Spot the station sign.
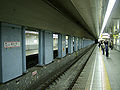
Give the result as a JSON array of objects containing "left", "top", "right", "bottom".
[{"left": 4, "top": 41, "right": 21, "bottom": 48}]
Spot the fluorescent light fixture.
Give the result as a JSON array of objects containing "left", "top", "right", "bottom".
[
  {"left": 101, "top": 33, "right": 110, "bottom": 38},
  {"left": 34, "top": 39, "right": 38, "bottom": 44},
  {"left": 53, "top": 34, "right": 58, "bottom": 38},
  {"left": 99, "top": 0, "right": 116, "bottom": 38},
  {"left": 117, "top": 20, "right": 119, "bottom": 30},
  {"left": 25, "top": 31, "right": 38, "bottom": 34},
  {"left": 114, "top": 25, "right": 116, "bottom": 32}
]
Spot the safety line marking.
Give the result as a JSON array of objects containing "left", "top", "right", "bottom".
[
  {"left": 89, "top": 49, "right": 97, "bottom": 90},
  {"left": 100, "top": 49, "right": 111, "bottom": 90},
  {"left": 90, "top": 48, "right": 97, "bottom": 90},
  {"left": 85, "top": 47, "right": 97, "bottom": 90}
]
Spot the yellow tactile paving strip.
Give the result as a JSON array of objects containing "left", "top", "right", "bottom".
[{"left": 100, "top": 49, "right": 111, "bottom": 90}]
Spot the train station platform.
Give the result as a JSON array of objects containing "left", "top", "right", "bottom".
[
  {"left": 0, "top": 0, "right": 120, "bottom": 89},
  {"left": 72, "top": 46, "right": 120, "bottom": 90}
]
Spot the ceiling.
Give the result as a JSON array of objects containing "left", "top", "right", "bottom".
[
  {"left": 0, "top": 0, "right": 119, "bottom": 39},
  {"left": 105, "top": 0, "right": 120, "bottom": 34},
  {"left": 43, "top": 0, "right": 120, "bottom": 38}
]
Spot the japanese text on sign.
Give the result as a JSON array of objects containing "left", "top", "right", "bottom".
[{"left": 4, "top": 41, "right": 21, "bottom": 48}]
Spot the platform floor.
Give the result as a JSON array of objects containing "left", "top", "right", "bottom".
[
  {"left": 26, "top": 50, "right": 38, "bottom": 56},
  {"left": 72, "top": 46, "right": 120, "bottom": 90}
]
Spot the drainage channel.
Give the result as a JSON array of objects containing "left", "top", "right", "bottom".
[{"left": 37, "top": 45, "right": 95, "bottom": 90}]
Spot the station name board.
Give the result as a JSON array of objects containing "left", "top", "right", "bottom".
[{"left": 4, "top": 41, "right": 21, "bottom": 48}]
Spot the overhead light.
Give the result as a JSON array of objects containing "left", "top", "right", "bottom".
[
  {"left": 25, "top": 31, "right": 38, "bottom": 34},
  {"left": 34, "top": 39, "right": 38, "bottom": 44},
  {"left": 99, "top": 0, "right": 116, "bottom": 38},
  {"left": 53, "top": 34, "right": 58, "bottom": 38},
  {"left": 117, "top": 20, "right": 119, "bottom": 30}
]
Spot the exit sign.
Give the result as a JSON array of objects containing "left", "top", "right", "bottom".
[{"left": 4, "top": 41, "right": 21, "bottom": 48}]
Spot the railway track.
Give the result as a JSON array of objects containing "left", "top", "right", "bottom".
[{"left": 36, "top": 45, "right": 95, "bottom": 90}]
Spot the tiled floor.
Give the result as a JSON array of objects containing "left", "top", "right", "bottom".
[{"left": 72, "top": 46, "right": 116, "bottom": 90}]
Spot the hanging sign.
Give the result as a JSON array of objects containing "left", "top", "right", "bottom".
[{"left": 4, "top": 41, "right": 21, "bottom": 48}]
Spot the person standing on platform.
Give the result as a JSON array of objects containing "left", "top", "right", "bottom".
[
  {"left": 109, "top": 40, "right": 113, "bottom": 50},
  {"left": 105, "top": 44, "right": 109, "bottom": 57},
  {"left": 98, "top": 41, "right": 101, "bottom": 48},
  {"left": 111, "top": 40, "right": 113, "bottom": 50},
  {"left": 101, "top": 42, "right": 105, "bottom": 55},
  {"left": 104, "top": 39, "right": 108, "bottom": 46}
]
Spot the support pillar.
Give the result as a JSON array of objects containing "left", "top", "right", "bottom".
[
  {"left": 0, "top": 22, "right": 2, "bottom": 82},
  {"left": 22, "top": 27, "right": 26, "bottom": 73},
  {"left": 74, "top": 37, "right": 77, "bottom": 51},
  {"left": 44, "top": 31, "right": 53, "bottom": 64},
  {"left": 84, "top": 40, "right": 86, "bottom": 47},
  {"left": 76, "top": 37, "right": 78, "bottom": 51},
  {"left": 81, "top": 38, "right": 83, "bottom": 48},
  {"left": 38, "top": 30, "right": 44, "bottom": 65},
  {"left": 68, "top": 36, "right": 73, "bottom": 54},
  {"left": 38, "top": 30, "right": 53, "bottom": 65},
  {"left": 79, "top": 38, "right": 82, "bottom": 49},
  {"left": 58, "top": 34, "right": 66, "bottom": 58},
  {"left": 0, "top": 22, "right": 23, "bottom": 83},
  {"left": 78, "top": 38, "right": 80, "bottom": 50}
]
